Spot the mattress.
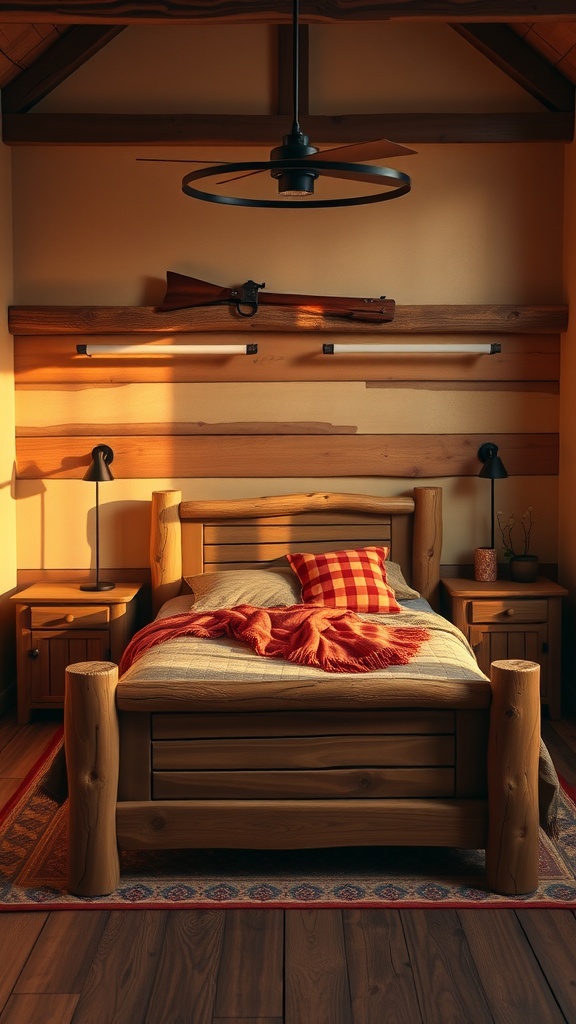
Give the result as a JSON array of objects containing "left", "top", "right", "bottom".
[{"left": 120, "top": 599, "right": 488, "bottom": 686}]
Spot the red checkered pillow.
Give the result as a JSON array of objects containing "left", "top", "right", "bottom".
[{"left": 286, "top": 546, "right": 401, "bottom": 613}]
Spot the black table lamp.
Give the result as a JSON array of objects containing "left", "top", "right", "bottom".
[
  {"left": 478, "top": 442, "right": 509, "bottom": 549},
  {"left": 80, "top": 444, "right": 115, "bottom": 592}
]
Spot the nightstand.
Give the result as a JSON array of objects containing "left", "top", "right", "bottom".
[
  {"left": 12, "top": 582, "right": 142, "bottom": 724},
  {"left": 441, "top": 577, "right": 568, "bottom": 720}
]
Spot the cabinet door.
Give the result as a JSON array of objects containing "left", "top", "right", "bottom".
[
  {"left": 29, "top": 629, "right": 110, "bottom": 703},
  {"left": 469, "top": 623, "right": 548, "bottom": 699}
]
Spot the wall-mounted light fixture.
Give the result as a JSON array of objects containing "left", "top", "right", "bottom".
[
  {"left": 77, "top": 343, "right": 258, "bottom": 356},
  {"left": 322, "top": 342, "right": 501, "bottom": 355}
]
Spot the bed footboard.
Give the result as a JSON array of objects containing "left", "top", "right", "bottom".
[{"left": 64, "top": 659, "right": 541, "bottom": 899}]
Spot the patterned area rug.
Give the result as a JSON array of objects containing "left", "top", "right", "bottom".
[{"left": 2, "top": 734, "right": 576, "bottom": 910}]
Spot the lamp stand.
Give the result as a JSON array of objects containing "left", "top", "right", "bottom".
[
  {"left": 81, "top": 480, "right": 115, "bottom": 592},
  {"left": 489, "top": 477, "right": 495, "bottom": 550}
]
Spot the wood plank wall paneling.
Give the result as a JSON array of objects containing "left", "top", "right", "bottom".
[
  {"left": 15, "top": 433, "right": 558, "bottom": 479},
  {"left": 12, "top": 333, "right": 560, "bottom": 384},
  {"left": 11, "top": 310, "right": 561, "bottom": 577}
]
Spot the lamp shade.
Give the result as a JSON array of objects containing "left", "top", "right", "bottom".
[
  {"left": 83, "top": 444, "right": 114, "bottom": 483},
  {"left": 478, "top": 442, "right": 508, "bottom": 481}
]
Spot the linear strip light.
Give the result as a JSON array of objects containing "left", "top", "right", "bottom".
[
  {"left": 77, "top": 343, "right": 258, "bottom": 356},
  {"left": 322, "top": 342, "right": 501, "bottom": 355}
]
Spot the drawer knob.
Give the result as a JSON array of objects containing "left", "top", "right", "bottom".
[
  {"left": 505, "top": 608, "right": 515, "bottom": 617},
  {"left": 65, "top": 613, "right": 75, "bottom": 624}
]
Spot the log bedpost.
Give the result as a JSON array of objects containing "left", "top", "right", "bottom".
[
  {"left": 65, "top": 660, "right": 120, "bottom": 897},
  {"left": 411, "top": 486, "right": 442, "bottom": 608},
  {"left": 150, "top": 489, "right": 183, "bottom": 617},
  {"left": 486, "top": 659, "right": 541, "bottom": 896}
]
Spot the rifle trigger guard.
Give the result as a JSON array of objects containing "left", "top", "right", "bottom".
[{"left": 235, "top": 279, "right": 264, "bottom": 318}]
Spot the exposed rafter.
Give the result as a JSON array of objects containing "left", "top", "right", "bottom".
[
  {"left": 0, "top": 2, "right": 575, "bottom": 26},
  {"left": 452, "top": 24, "right": 575, "bottom": 111},
  {"left": 1, "top": 25, "right": 125, "bottom": 113}
]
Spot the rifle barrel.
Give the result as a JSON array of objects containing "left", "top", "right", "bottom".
[{"left": 160, "top": 271, "right": 395, "bottom": 321}]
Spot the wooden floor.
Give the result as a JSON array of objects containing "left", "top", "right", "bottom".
[{"left": 1, "top": 711, "right": 576, "bottom": 1024}]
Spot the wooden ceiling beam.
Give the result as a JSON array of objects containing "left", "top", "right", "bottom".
[
  {"left": 453, "top": 24, "right": 575, "bottom": 111},
  {"left": 1, "top": 25, "right": 125, "bottom": 114},
  {"left": 0, "top": 2, "right": 575, "bottom": 27},
  {"left": 2, "top": 111, "right": 572, "bottom": 146}
]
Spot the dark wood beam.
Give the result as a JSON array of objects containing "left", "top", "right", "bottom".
[
  {"left": 453, "top": 24, "right": 575, "bottom": 112},
  {"left": 1, "top": 26, "right": 125, "bottom": 114},
  {"left": 4, "top": 110, "right": 574, "bottom": 145},
  {"left": 8, "top": 304, "right": 569, "bottom": 335},
  {"left": 2, "top": 111, "right": 572, "bottom": 146},
  {"left": 0, "top": 3, "right": 575, "bottom": 26}
]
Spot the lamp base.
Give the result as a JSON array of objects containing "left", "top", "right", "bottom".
[{"left": 80, "top": 581, "right": 116, "bottom": 592}]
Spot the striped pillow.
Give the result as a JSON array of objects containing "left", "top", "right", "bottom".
[{"left": 286, "top": 546, "right": 401, "bottom": 613}]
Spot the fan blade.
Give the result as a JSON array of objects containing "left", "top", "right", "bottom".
[
  {"left": 136, "top": 157, "right": 264, "bottom": 184},
  {"left": 214, "top": 168, "right": 269, "bottom": 186},
  {"left": 306, "top": 139, "right": 416, "bottom": 163},
  {"left": 317, "top": 165, "right": 409, "bottom": 186}
]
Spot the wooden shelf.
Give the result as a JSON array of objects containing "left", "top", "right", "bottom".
[{"left": 8, "top": 303, "right": 569, "bottom": 336}]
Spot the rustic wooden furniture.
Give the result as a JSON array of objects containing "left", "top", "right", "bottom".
[
  {"left": 441, "top": 577, "right": 568, "bottom": 720},
  {"left": 64, "top": 487, "right": 541, "bottom": 900},
  {"left": 12, "top": 582, "right": 141, "bottom": 724}
]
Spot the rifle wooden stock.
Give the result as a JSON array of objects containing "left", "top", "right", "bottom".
[{"left": 159, "top": 271, "right": 395, "bottom": 322}]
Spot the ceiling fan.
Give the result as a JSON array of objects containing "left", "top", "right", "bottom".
[{"left": 138, "top": 0, "right": 415, "bottom": 208}]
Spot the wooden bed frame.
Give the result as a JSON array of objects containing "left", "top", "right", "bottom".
[{"left": 64, "top": 486, "right": 541, "bottom": 898}]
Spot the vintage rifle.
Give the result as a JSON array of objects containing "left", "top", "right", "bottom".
[{"left": 159, "top": 271, "right": 395, "bottom": 322}]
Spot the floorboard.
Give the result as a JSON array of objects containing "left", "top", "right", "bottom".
[
  {"left": 459, "top": 909, "right": 566, "bottom": 1022},
  {"left": 145, "top": 910, "right": 225, "bottom": 1024},
  {"left": 214, "top": 909, "right": 284, "bottom": 1020},
  {"left": 68, "top": 911, "right": 168, "bottom": 1024},
  {"left": 344, "top": 908, "right": 423, "bottom": 1024},
  {"left": 285, "top": 910, "right": 352, "bottom": 1024},
  {"left": 13, "top": 910, "right": 109, "bottom": 995},
  {"left": 401, "top": 908, "right": 494, "bottom": 1024},
  {"left": 515, "top": 909, "right": 576, "bottom": 1022},
  {"left": 0, "top": 992, "right": 79, "bottom": 1024}
]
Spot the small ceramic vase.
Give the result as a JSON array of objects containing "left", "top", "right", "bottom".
[{"left": 474, "top": 547, "right": 497, "bottom": 582}]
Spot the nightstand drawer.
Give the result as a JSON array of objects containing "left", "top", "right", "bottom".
[
  {"left": 30, "top": 604, "right": 111, "bottom": 629},
  {"left": 469, "top": 599, "right": 548, "bottom": 625}
]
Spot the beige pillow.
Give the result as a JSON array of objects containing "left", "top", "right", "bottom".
[
  {"left": 183, "top": 568, "right": 301, "bottom": 611},
  {"left": 385, "top": 560, "right": 421, "bottom": 601}
]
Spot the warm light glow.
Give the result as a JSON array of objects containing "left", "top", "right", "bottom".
[
  {"left": 77, "top": 343, "right": 258, "bottom": 356},
  {"left": 322, "top": 342, "right": 500, "bottom": 355}
]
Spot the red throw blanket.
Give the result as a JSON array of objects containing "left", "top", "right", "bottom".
[{"left": 119, "top": 604, "right": 430, "bottom": 675}]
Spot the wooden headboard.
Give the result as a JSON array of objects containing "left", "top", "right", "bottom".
[{"left": 149, "top": 487, "right": 442, "bottom": 616}]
